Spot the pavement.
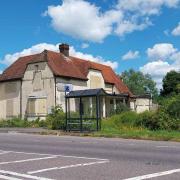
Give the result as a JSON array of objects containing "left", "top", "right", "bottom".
[
  {"left": 0, "top": 133, "right": 179, "bottom": 180},
  {"left": 0, "top": 128, "right": 47, "bottom": 134}
]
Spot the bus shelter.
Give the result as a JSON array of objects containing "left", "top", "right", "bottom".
[{"left": 65, "top": 88, "right": 107, "bottom": 132}]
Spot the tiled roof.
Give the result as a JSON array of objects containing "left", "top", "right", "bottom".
[
  {"left": 0, "top": 50, "right": 132, "bottom": 95},
  {"left": 0, "top": 54, "right": 39, "bottom": 82}
]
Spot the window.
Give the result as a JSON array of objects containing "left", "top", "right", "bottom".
[
  {"left": 110, "top": 100, "right": 113, "bottom": 104},
  {"left": 27, "top": 98, "right": 47, "bottom": 116},
  {"left": 33, "top": 71, "right": 42, "bottom": 91},
  {"left": 27, "top": 99, "right": 35, "bottom": 115},
  {"left": 6, "top": 99, "right": 13, "bottom": 117},
  {"left": 90, "top": 75, "right": 102, "bottom": 88}
]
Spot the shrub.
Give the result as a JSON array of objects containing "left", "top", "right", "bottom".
[
  {"left": 116, "top": 111, "right": 138, "bottom": 127},
  {"left": 107, "top": 107, "right": 179, "bottom": 131},
  {"left": 166, "top": 96, "right": 180, "bottom": 119},
  {"left": 46, "top": 106, "right": 65, "bottom": 130},
  {"left": 136, "top": 111, "right": 157, "bottom": 130},
  {"left": 31, "top": 118, "right": 47, "bottom": 128},
  {"left": 110, "top": 102, "right": 130, "bottom": 116},
  {"left": 157, "top": 95, "right": 180, "bottom": 130},
  {"left": 109, "top": 111, "right": 138, "bottom": 128},
  {"left": 0, "top": 117, "right": 30, "bottom": 128}
]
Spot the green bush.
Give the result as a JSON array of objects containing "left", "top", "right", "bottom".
[
  {"left": 46, "top": 106, "right": 65, "bottom": 130},
  {"left": 110, "top": 102, "right": 130, "bottom": 116},
  {"left": 157, "top": 95, "right": 180, "bottom": 130},
  {"left": 107, "top": 103, "right": 179, "bottom": 131},
  {"left": 166, "top": 96, "right": 180, "bottom": 119},
  {"left": 136, "top": 111, "right": 157, "bottom": 130},
  {"left": 0, "top": 117, "right": 30, "bottom": 128},
  {"left": 113, "top": 111, "right": 138, "bottom": 127},
  {"left": 31, "top": 118, "right": 48, "bottom": 128}
]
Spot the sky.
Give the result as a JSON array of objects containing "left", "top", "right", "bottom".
[{"left": 0, "top": 0, "right": 180, "bottom": 89}]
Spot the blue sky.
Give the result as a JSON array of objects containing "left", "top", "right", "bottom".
[{"left": 0, "top": 0, "right": 180, "bottom": 89}]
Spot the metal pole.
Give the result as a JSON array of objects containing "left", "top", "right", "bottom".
[
  {"left": 96, "top": 96, "right": 99, "bottom": 131},
  {"left": 65, "top": 96, "right": 68, "bottom": 131},
  {"left": 68, "top": 98, "right": 71, "bottom": 131},
  {"left": 80, "top": 97, "right": 83, "bottom": 132},
  {"left": 99, "top": 96, "right": 101, "bottom": 130}
]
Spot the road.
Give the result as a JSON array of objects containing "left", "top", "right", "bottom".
[{"left": 0, "top": 133, "right": 179, "bottom": 180}]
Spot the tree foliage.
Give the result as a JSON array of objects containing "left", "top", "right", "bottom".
[
  {"left": 120, "top": 69, "right": 158, "bottom": 98},
  {"left": 160, "top": 70, "right": 180, "bottom": 96}
]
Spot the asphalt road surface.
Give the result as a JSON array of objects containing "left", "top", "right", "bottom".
[{"left": 0, "top": 133, "right": 179, "bottom": 180}]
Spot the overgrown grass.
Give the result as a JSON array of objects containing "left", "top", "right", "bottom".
[
  {"left": 0, "top": 118, "right": 46, "bottom": 128},
  {"left": 93, "top": 115, "right": 180, "bottom": 142}
]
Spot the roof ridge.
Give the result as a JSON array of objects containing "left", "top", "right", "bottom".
[
  {"left": 70, "top": 56, "right": 112, "bottom": 68},
  {"left": 30, "top": 50, "right": 112, "bottom": 69}
]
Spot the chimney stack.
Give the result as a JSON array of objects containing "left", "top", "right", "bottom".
[{"left": 59, "top": 43, "right": 69, "bottom": 56}]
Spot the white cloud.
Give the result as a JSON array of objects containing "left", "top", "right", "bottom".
[
  {"left": 44, "top": 0, "right": 122, "bottom": 42},
  {"left": 70, "top": 46, "right": 118, "bottom": 69},
  {"left": 0, "top": 43, "right": 59, "bottom": 65},
  {"left": 117, "top": 0, "right": 180, "bottom": 15},
  {"left": 147, "top": 43, "right": 177, "bottom": 60},
  {"left": 81, "top": 43, "right": 89, "bottom": 49},
  {"left": 0, "top": 70, "right": 2, "bottom": 74},
  {"left": 44, "top": 0, "right": 180, "bottom": 42},
  {"left": 172, "top": 22, "right": 180, "bottom": 36},
  {"left": 122, "top": 50, "right": 139, "bottom": 60},
  {"left": 115, "top": 20, "right": 151, "bottom": 36},
  {"left": 141, "top": 43, "right": 180, "bottom": 89},
  {"left": 140, "top": 60, "right": 179, "bottom": 89},
  {"left": 0, "top": 43, "right": 118, "bottom": 70}
]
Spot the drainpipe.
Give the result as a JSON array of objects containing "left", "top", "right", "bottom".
[
  {"left": 20, "top": 80, "right": 22, "bottom": 119},
  {"left": 55, "top": 77, "right": 56, "bottom": 107}
]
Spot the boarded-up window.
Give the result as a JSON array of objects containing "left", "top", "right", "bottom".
[
  {"left": 27, "top": 99, "right": 35, "bottom": 114},
  {"left": 6, "top": 99, "right": 13, "bottom": 117},
  {"left": 27, "top": 98, "right": 47, "bottom": 116},
  {"left": 33, "top": 72, "right": 42, "bottom": 91},
  {"left": 90, "top": 75, "right": 102, "bottom": 88},
  {"left": 37, "top": 98, "right": 47, "bottom": 114},
  {"left": 5, "top": 82, "right": 17, "bottom": 94}
]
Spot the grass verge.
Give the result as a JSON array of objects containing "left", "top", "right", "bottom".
[{"left": 92, "top": 119, "right": 180, "bottom": 142}]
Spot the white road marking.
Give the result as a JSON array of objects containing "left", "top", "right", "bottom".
[
  {"left": 0, "top": 174, "right": 21, "bottom": 180},
  {"left": 0, "top": 149, "right": 108, "bottom": 161},
  {"left": 124, "top": 168, "right": 180, "bottom": 180},
  {"left": 0, "top": 151, "right": 10, "bottom": 155},
  {"left": 28, "top": 160, "right": 109, "bottom": 174},
  {"left": 0, "top": 156, "right": 57, "bottom": 165},
  {"left": 156, "top": 145, "right": 180, "bottom": 149},
  {"left": 0, "top": 170, "right": 54, "bottom": 180}
]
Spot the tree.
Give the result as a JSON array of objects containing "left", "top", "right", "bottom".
[
  {"left": 120, "top": 69, "right": 158, "bottom": 98},
  {"left": 160, "top": 71, "right": 180, "bottom": 96}
]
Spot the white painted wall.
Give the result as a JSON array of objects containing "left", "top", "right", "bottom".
[
  {"left": 56, "top": 77, "right": 87, "bottom": 111},
  {"left": 134, "top": 98, "right": 152, "bottom": 113}
]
